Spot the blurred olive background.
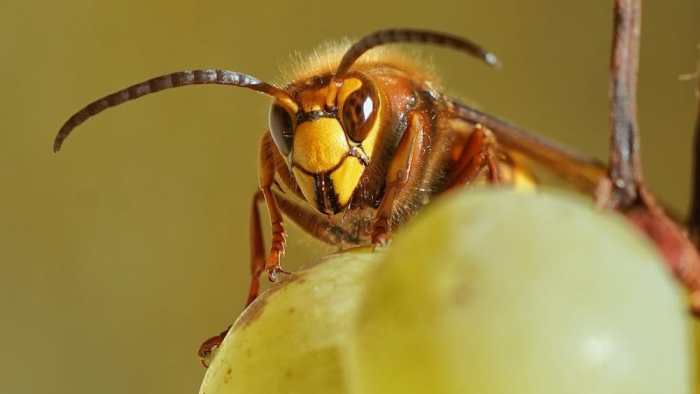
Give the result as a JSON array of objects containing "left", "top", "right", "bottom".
[{"left": 1, "top": 0, "right": 698, "bottom": 393}]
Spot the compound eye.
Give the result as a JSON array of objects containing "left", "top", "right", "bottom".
[
  {"left": 341, "top": 87, "right": 377, "bottom": 143},
  {"left": 268, "top": 104, "right": 294, "bottom": 157}
]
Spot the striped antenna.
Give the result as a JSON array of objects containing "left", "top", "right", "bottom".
[
  {"left": 334, "top": 28, "right": 500, "bottom": 79},
  {"left": 54, "top": 69, "right": 295, "bottom": 152}
]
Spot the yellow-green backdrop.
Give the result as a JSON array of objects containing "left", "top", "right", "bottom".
[{"left": 2, "top": 1, "right": 698, "bottom": 393}]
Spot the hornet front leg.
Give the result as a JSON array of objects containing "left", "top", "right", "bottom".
[
  {"left": 371, "top": 112, "right": 427, "bottom": 245},
  {"left": 197, "top": 135, "right": 291, "bottom": 366}
]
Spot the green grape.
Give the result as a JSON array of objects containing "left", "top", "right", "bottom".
[
  {"left": 345, "top": 189, "right": 692, "bottom": 394},
  {"left": 198, "top": 249, "right": 382, "bottom": 394}
]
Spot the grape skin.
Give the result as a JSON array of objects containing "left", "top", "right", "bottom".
[
  {"left": 346, "top": 189, "right": 692, "bottom": 394},
  {"left": 200, "top": 189, "right": 692, "bottom": 394}
]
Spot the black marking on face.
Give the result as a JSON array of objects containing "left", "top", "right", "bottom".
[
  {"left": 325, "top": 174, "right": 342, "bottom": 214},
  {"left": 296, "top": 109, "right": 337, "bottom": 124},
  {"left": 312, "top": 173, "right": 342, "bottom": 215},
  {"left": 313, "top": 174, "right": 326, "bottom": 213}
]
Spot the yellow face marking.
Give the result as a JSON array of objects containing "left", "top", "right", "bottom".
[
  {"left": 292, "top": 118, "right": 350, "bottom": 173},
  {"left": 292, "top": 168, "right": 317, "bottom": 207},
  {"left": 337, "top": 78, "right": 363, "bottom": 108},
  {"left": 330, "top": 157, "right": 365, "bottom": 206}
]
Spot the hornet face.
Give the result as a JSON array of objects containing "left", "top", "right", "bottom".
[{"left": 267, "top": 75, "right": 382, "bottom": 215}]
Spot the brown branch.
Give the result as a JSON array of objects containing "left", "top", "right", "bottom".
[{"left": 607, "top": 0, "right": 643, "bottom": 209}]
